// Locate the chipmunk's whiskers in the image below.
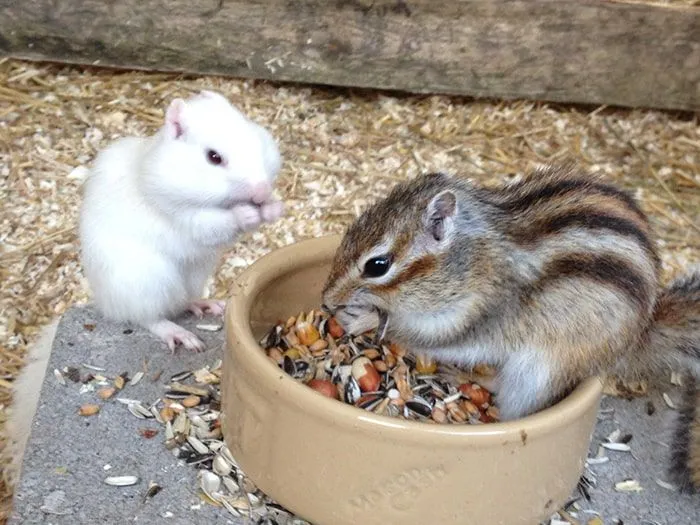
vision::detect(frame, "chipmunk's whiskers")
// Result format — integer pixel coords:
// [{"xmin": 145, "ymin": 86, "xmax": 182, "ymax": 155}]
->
[{"xmin": 376, "ymin": 309, "xmax": 389, "ymax": 344}]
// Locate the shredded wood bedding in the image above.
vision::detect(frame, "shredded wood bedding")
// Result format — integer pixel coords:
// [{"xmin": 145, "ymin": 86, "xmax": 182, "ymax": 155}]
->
[{"xmin": 0, "ymin": 57, "xmax": 698, "ymax": 522}]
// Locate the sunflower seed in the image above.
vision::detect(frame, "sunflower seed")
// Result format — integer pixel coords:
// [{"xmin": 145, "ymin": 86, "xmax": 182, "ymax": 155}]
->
[
  {"xmin": 606, "ymin": 429, "xmax": 622, "ymax": 442},
  {"xmin": 196, "ymin": 323, "xmax": 222, "ymax": 332},
  {"xmin": 187, "ymin": 436, "xmax": 209, "ymax": 455},
  {"xmin": 221, "ymin": 497, "xmax": 242, "ymax": 517},
  {"xmin": 614, "ymin": 479, "xmax": 643, "ymax": 492},
  {"xmin": 406, "ymin": 399, "xmax": 432, "ymax": 418},
  {"xmin": 168, "ymin": 382, "xmax": 209, "ymax": 397},
  {"xmin": 654, "ymin": 479, "xmax": 676, "ymax": 491},
  {"xmin": 199, "ymin": 470, "xmax": 222, "ymax": 500},
  {"xmin": 127, "ymin": 402, "xmax": 154, "ymax": 419},
  {"xmin": 82, "ymin": 363, "xmax": 106, "ymax": 372},
  {"xmin": 221, "ymin": 475, "xmax": 239, "ymax": 494},
  {"xmin": 53, "ymin": 369, "xmax": 66, "ymax": 386},
  {"xmin": 104, "ymin": 476, "xmax": 139, "ymax": 487},
  {"xmin": 129, "ymin": 371, "xmax": 144, "ymax": 386},
  {"xmin": 602, "ymin": 442, "xmax": 631, "ymax": 452},
  {"xmin": 213, "ymin": 455, "xmax": 232, "ymax": 476},
  {"xmin": 116, "ymin": 397, "xmax": 141, "ymax": 405},
  {"xmin": 170, "ymin": 370, "xmax": 193, "ymax": 382}
]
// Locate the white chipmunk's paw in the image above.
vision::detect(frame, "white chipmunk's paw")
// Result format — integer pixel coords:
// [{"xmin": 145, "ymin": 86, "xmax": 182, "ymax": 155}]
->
[
  {"xmin": 231, "ymin": 203, "xmax": 262, "ymax": 232},
  {"xmin": 188, "ymin": 299, "xmax": 227, "ymax": 318},
  {"xmin": 148, "ymin": 320, "xmax": 205, "ymax": 353},
  {"xmin": 259, "ymin": 200, "xmax": 284, "ymax": 223}
]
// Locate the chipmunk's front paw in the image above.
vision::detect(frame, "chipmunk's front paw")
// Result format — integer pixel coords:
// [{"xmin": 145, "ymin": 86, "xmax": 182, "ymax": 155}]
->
[
  {"xmin": 259, "ymin": 199, "xmax": 284, "ymax": 223},
  {"xmin": 188, "ymin": 299, "xmax": 227, "ymax": 317},
  {"xmin": 232, "ymin": 204, "xmax": 262, "ymax": 232}
]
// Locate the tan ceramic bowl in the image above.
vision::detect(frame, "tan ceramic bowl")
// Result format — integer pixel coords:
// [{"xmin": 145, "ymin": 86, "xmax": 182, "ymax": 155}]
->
[{"xmin": 222, "ymin": 235, "xmax": 603, "ymax": 525}]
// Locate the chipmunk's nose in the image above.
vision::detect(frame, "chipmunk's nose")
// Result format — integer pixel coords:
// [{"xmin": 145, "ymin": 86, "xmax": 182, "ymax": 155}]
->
[{"xmin": 249, "ymin": 181, "xmax": 272, "ymax": 204}]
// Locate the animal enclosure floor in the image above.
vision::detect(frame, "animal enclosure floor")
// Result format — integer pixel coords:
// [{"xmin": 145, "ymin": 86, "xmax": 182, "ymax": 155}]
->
[
  {"xmin": 8, "ymin": 305, "xmax": 700, "ymax": 525},
  {"xmin": 0, "ymin": 57, "xmax": 699, "ymax": 522}
]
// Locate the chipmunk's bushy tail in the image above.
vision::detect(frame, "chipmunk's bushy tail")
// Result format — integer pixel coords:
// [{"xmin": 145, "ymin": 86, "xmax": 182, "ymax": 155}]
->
[
  {"xmin": 649, "ymin": 270, "xmax": 700, "ymax": 492},
  {"xmin": 668, "ymin": 375, "xmax": 700, "ymax": 493}
]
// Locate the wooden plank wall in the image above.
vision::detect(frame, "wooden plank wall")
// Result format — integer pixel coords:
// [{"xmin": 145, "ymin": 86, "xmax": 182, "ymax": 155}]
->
[{"xmin": 1, "ymin": 0, "xmax": 699, "ymax": 111}]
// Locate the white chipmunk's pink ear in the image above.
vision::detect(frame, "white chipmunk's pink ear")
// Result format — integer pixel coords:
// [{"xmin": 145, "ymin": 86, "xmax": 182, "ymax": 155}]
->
[
  {"xmin": 164, "ymin": 98, "xmax": 187, "ymax": 139},
  {"xmin": 425, "ymin": 190, "xmax": 457, "ymax": 242}
]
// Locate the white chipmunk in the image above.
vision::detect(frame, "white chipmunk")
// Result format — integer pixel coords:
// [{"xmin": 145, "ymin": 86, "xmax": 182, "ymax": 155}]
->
[{"xmin": 79, "ymin": 90, "xmax": 283, "ymax": 352}]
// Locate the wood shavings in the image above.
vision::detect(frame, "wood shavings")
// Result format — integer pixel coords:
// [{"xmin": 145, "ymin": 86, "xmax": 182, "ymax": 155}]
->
[
  {"xmin": 670, "ymin": 371, "xmax": 683, "ymax": 386},
  {"xmin": 603, "ymin": 378, "xmax": 649, "ymax": 400},
  {"xmin": 1, "ymin": 55, "xmax": 699, "ymax": 519}
]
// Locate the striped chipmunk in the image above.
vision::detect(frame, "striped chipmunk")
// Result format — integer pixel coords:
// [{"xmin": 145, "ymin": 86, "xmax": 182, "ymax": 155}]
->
[{"xmin": 322, "ymin": 164, "xmax": 700, "ymax": 492}]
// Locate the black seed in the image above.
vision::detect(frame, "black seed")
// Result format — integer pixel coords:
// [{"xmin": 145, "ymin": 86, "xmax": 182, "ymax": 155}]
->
[
  {"xmin": 282, "ymin": 356, "xmax": 296, "ymax": 375},
  {"xmin": 406, "ymin": 400, "xmax": 432, "ymax": 418},
  {"xmin": 65, "ymin": 367, "xmax": 81, "ymax": 382},
  {"xmin": 170, "ymin": 370, "xmax": 193, "ymax": 382}
]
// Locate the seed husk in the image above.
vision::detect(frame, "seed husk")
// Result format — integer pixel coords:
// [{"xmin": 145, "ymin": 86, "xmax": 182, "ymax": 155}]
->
[
  {"xmin": 129, "ymin": 371, "xmax": 145, "ymax": 386},
  {"xmin": 54, "ymin": 369, "xmax": 66, "ymax": 386},
  {"xmin": 144, "ymin": 481, "xmax": 162, "ymax": 500},
  {"xmin": 127, "ymin": 402, "xmax": 154, "ymax": 419},
  {"xmin": 168, "ymin": 382, "xmax": 209, "ymax": 397},
  {"xmin": 170, "ymin": 370, "xmax": 193, "ymax": 382},
  {"xmin": 104, "ymin": 475, "xmax": 139, "ymax": 487},
  {"xmin": 187, "ymin": 436, "xmax": 210, "ymax": 455},
  {"xmin": 213, "ymin": 455, "xmax": 232, "ymax": 476}
]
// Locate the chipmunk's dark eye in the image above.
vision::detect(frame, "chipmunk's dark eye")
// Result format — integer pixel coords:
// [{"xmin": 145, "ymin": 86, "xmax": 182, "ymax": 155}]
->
[
  {"xmin": 363, "ymin": 256, "xmax": 392, "ymax": 278},
  {"xmin": 206, "ymin": 149, "xmax": 223, "ymax": 166}
]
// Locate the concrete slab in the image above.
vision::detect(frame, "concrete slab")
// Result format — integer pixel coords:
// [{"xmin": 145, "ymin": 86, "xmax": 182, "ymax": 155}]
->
[
  {"xmin": 8, "ymin": 305, "xmax": 700, "ymax": 524},
  {"xmin": 9, "ymin": 305, "xmax": 246, "ymax": 525}
]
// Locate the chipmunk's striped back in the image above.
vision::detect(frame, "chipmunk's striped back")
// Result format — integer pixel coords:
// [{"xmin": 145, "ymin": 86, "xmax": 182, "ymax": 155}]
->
[{"xmin": 486, "ymin": 164, "xmax": 661, "ymax": 320}]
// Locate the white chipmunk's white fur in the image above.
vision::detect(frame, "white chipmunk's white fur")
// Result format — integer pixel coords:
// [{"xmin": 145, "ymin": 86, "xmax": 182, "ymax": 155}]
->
[{"xmin": 79, "ymin": 90, "xmax": 283, "ymax": 352}]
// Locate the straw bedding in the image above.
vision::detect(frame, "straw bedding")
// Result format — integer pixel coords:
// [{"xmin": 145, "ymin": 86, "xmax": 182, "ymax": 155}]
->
[{"xmin": 0, "ymin": 55, "xmax": 698, "ymax": 521}]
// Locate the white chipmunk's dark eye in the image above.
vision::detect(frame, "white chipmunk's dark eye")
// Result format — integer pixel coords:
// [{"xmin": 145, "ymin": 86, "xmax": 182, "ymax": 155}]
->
[
  {"xmin": 363, "ymin": 256, "xmax": 392, "ymax": 278},
  {"xmin": 206, "ymin": 149, "xmax": 224, "ymax": 166}
]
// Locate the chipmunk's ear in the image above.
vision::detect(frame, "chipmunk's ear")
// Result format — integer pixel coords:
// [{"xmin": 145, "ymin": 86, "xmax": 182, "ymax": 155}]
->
[
  {"xmin": 164, "ymin": 98, "xmax": 187, "ymax": 139},
  {"xmin": 425, "ymin": 190, "xmax": 457, "ymax": 242},
  {"xmin": 250, "ymin": 122, "xmax": 282, "ymax": 178}
]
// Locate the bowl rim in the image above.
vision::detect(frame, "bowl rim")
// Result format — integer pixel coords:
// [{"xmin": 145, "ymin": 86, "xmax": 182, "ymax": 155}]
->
[{"xmin": 225, "ymin": 234, "xmax": 604, "ymax": 441}]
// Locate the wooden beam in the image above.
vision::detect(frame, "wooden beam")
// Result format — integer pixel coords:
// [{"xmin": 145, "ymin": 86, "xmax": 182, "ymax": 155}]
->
[{"xmin": 1, "ymin": 0, "xmax": 699, "ymax": 111}]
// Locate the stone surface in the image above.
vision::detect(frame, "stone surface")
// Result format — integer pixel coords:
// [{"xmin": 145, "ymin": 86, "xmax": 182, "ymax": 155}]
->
[
  {"xmin": 9, "ymin": 305, "xmax": 245, "ymax": 525},
  {"xmin": 576, "ymin": 383, "xmax": 700, "ymax": 524},
  {"xmin": 9, "ymin": 305, "xmax": 700, "ymax": 524}
]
